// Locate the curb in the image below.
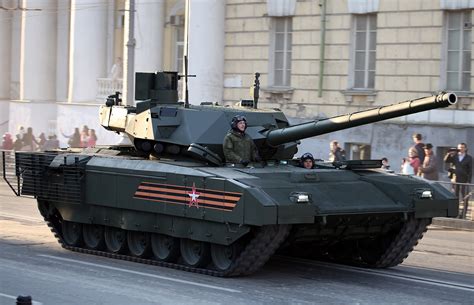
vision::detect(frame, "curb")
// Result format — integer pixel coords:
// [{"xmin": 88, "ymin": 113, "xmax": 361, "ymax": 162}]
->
[{"xmin": 431, "ymin": 217, "xmax": 473, "ymax": 231}]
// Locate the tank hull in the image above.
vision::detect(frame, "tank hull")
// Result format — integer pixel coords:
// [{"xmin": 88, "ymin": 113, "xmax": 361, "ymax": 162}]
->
[{"xmin": 9, "ymin": 150, "xmax": 458, "ymax": 276}]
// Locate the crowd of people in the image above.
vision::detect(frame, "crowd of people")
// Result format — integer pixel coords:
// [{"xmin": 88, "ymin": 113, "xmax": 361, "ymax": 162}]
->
[
  {"xmin": 1, "ymin": 125, "xmax": 98, "ymax": 151},
  {"xmin": 61, "ymin": 125, "xmax": 97, "ymax": 148}
]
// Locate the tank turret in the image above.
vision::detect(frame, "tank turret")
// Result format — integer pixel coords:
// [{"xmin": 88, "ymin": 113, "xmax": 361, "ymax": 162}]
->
[{"xmin": 100, "ymin": 72, "xmax": 457, "ymax": 163}]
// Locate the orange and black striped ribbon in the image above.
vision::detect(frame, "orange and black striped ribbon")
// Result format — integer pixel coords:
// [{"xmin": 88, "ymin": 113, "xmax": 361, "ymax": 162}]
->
[{"xmin": 133, "ymin": 182, "xmax": 242, "ymax": 212}]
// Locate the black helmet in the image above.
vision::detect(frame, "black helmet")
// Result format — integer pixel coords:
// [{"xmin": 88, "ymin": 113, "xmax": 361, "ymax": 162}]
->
[
  {"xmin": 231, "ymin": 115, "xmax": 247, "ymax": 131},
  {"xmin": 300, "ymin": 152, "xmax": 315, "ymax": 167}
]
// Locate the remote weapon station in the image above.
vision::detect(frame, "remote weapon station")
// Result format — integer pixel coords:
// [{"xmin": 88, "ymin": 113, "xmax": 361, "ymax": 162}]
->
[{"xmin": 3, "ymin": 71, "xmax": 458, "ymax": 277}]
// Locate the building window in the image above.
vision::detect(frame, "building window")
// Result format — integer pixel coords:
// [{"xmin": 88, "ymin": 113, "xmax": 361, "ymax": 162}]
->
[
  {"xmin": 271, "ymin": 17, "xmax": 292, "ymax": 87},
  {"xmin": 351, "ymin": 14, "xmax": 376, "ymax": 89},
  {"xmin": 445, "ymin": 10, "xmax": 471, "ymax": 92},
  {"xmin": 344, "ymin": 143, "xmax": 371, "ymax": 160}
]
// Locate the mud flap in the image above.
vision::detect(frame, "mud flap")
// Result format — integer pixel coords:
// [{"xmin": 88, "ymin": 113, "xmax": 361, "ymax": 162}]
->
[{"xmin": 414, "ymin": 199, "xmax": 458, "ymax": 218}]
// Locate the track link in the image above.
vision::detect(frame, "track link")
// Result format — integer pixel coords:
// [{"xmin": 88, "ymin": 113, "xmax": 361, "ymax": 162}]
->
[
  {"xmin": 371, "ymin": 216, "xmax": 431, "ymax": 268},
  {"xmin": 43, "ymin": 212, "xmax": 291, "ymax": 277}
]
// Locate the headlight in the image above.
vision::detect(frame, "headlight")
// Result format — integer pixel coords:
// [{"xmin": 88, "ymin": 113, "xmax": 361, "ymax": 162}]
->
[
  {"xmin": 416, "ymin": 189, "xmax": 432, "ymax": 199},
  {"xmin": 290, "ymin": 192, "xmax": 311, "ymax": 203},
  {"xmin": 420, "ymin": 190, "xmax": 432, "ymax": 198}
]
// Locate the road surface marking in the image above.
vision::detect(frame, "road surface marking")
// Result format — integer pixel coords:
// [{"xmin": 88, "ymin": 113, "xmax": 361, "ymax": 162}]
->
[
  {"xmin": 38, "ymin": 254, "xmax": 241, "ymax": 293},
  {"xmin": 0, "ymin": 292, "xmax": 42, "ymax": 305},
  {"xmin": 276, "ymin": 256, "xmax": 474, "ymax": 292}
]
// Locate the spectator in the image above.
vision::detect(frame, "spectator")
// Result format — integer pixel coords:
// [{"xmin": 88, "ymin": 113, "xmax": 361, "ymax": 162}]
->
[
  {"xmin": 2, "ymin": 132, "xmax": 14, "ymax": 150},
  {"xmin": 13, "ymin": 134, "xmax": 23, "ymax": 151},
  {"xmin": 62, "ymin": 128, "xmax": 81, "ymax": 148},
  {"xmin": 381, "ymin": 157, "xmax": 390, "ymax": 170},
  {"xmin": 42, "ymin": 135, "xmax": 60, "ymax": 151},
  {"xmin": 329, "ymin": 140, "xmax": 346, "ymax": 162},
  {"xmin": 109, "ymin": 57, "xmax": 123, "ymax": 80},
  {"xmin": 37, "ymin": 133, "xmax": 47, "ymax": 150},
  {"xmin": 411, "ymin": 133, "xmax": 425, "ymax": 164},
  {"xmin": 418, "ymin": 143, "xmax": 438, "ymax": 180},
  {"xmin": 401, "ymin": 148, "xmax": 420, "ymax": 175},
  {"xmin": 444, "ymin": 143, "xmax": 472, "ymax": 199},
  {"xmin": 81, "ymin": 125, "xmax": 90, "ymax": 148},
  {"xmin": 18, "ymin": 126, "xmax": 25, "ymax": 138},
  {"xmin": 87, "ymin": 129, "xmax": 97, "ymax": 147},
  {"xmin": 22, "ymin": 127, "xmax": 36, "ymax": 151},
  {"xmin": 300, "ymin": 153, "xmax": 315, "ymax": 169}
]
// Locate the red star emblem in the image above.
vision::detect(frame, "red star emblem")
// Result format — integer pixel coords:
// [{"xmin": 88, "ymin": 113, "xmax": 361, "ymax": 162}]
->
[{"xmin": 187, "ymin": 183, "xmax": 200, "ymax": 207}]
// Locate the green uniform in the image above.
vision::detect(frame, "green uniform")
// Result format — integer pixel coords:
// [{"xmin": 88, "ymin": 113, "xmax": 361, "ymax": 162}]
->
[{"xmin": 223, "ymin": 130, "xmax": 258, "ymax": 163}]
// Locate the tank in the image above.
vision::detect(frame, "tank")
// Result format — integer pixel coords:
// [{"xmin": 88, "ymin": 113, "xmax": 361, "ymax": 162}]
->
[{"xmin": 2, "ymin": 71, "xmax": 459, "ymax": 277}]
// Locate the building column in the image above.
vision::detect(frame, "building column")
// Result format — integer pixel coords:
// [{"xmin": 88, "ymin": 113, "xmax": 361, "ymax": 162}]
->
[
  {"xmin": 0, "ymin": 10, "xmax": 12, "ymax": 135},
  {"xmin": 185, "ymin": 0, "xmax": 225, "ymax": 104},
  {"xmin": 0, "ymin": 10, "xmax": 11, "ymax": 100},
  {"xmin": 20, "ymin": 0, "xmax": 57, "ymax": 101},
  {"xmin": 68, "ymin": 0, "xmax": 108, "ymax": 102},
  {"xmin": 135, "ymin": 0, "xmax": 165, "ymax": 72},
  {"xmin": 8, "ymin": 0, "xmax": 57, "ymax": 137},
  {"xmin": 56, "ymin": 1, "xmax": 70, "ymax": 102}
]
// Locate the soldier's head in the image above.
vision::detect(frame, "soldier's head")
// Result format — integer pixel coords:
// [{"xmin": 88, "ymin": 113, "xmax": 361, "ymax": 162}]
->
[
  {"xmin": 300, "ymin": 152, "xmax": 315, "ymax": 169},
  {"xmin": 231, "ymin": 115, "xmax": 247, "ymax": 132}
]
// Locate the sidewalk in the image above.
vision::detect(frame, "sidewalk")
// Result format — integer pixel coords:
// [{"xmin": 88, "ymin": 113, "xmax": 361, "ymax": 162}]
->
[{"xmin": 432, "ymin": 217, "xmax": 473, "ymax": 231}]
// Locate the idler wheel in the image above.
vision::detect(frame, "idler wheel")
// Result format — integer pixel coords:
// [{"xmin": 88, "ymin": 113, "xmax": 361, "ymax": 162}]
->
[
  {"xmin": 83, "ymin": 224, "xmax": 105, "ymax": 250},
  {"xmin": 61, "ymin": 221, "xmax": 83, "ymax": 246},
  {"xmin": 211, "ymin": 242, "xmax": 242, "ymax": 272},
  {"xmin": 151, "ymin": 233, "xmax": 180, "ymax": 262},
  {"xmin": 104, "ymin": 227, "xmax": 128, "ymax": 254},
  {"xmin": 127, "ymin": 231, "xmax": 151, "ymax": 258},
  {"xmin": 180, "ymin": 239, "xmax": 210, "ymax": 268}
]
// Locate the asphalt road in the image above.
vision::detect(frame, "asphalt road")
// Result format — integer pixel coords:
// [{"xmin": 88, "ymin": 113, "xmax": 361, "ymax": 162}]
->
[{"xmin": 0, "ymin": 182, "xmax": 473, "ymax": 305}]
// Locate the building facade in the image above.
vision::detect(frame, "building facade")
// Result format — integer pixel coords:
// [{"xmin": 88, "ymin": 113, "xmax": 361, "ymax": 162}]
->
[{"xmin": 0, "ymin": 0, "xmax": 472, "ymax": 172}]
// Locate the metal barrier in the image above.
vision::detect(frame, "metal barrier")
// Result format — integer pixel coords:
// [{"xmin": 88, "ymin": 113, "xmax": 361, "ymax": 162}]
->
[
  {"xmin": 1, "ymin": 150, "xmax": 85, "ymax": 204},
  {"xmin": 1, "ymin": 150, "xmax": 20, "ymax": 195}
]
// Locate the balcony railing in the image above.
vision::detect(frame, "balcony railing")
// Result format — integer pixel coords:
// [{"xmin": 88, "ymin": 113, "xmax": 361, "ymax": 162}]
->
[{"xmin": 96, "ymin": 78, "xmax": 123, "ymax": 102}]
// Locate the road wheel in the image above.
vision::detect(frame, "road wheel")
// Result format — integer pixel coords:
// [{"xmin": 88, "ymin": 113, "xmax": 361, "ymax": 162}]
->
[
  {"xmin": 211, "ymin": 242, "xmax": 242, "ymax": 272},
  {"xmin": 151, "ymin": 234, "xmax": 180, "ymax": 262},
  {"xmin": 127, "ymin": 231, "xmax": 151, "ymax": 258},
  {"xmin": 180, "ymin": 239, "xmax": 210, "ymax": 268},
  {"xmin": 104, "ymin": 227, "xmax": 128, "ymax": 254},
  {"xmin": 61, "ymin": 221, "xmax": 83, "ymax": 246},
  {"xmin": 83, "ymin": 224, "xmax": 105, "ymax": 250}
]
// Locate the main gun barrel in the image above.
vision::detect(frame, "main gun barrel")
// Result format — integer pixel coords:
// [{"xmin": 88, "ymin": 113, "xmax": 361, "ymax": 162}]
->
[{"xmin": 266, "ymin": 92, "xmax": 457, "ymax": 147}]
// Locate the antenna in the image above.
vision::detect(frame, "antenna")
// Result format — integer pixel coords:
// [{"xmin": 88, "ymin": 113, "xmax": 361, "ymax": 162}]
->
[
  {"xmin": 184, "ymin": 0, "xmax": 191, "ymax": 108},
  {"xmin": 184, "ymin": 55, "xmax": 189, "ymax": 108}
]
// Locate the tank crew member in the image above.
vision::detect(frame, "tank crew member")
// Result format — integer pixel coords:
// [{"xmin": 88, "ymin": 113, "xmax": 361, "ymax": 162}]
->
[
  {"xmin": 300, "ymin": 152, "xmax": 315, "ymax": 169},
  {"xmin": 223, "ymin": 115, "xmax": 260, "ymax": 166}
]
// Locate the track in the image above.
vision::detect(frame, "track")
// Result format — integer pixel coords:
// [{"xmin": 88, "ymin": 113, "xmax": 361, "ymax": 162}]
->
[
  {"xmin": 43, "ymin": 209, "xmax": 291, "ymax": 277},
  {"xmin": 370, "ymin": 216, "xmax": 431, "ymax": 268}
]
